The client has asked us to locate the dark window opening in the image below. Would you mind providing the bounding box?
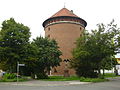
[48,27,50,31]
[80,27,82,31]
[80,34,82,37]
[48,35,50,38]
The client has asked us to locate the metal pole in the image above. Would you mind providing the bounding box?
[17,61,19,83]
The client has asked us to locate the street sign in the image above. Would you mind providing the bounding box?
[18,64,25,66]
[17,62,25,83]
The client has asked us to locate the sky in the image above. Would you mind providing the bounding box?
[0,0,120,57]
[0,0,120,38]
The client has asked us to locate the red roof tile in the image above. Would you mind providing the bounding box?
[51,8,79,18]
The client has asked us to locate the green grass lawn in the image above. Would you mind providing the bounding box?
[39,76,108,82]
[40,73,119,82]
[40,76,80,81]
[104,73,117,78]
[0,77,29,82]
[0,73,119,82]
[79,77,108,82]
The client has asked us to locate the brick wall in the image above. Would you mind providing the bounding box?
[45,22,84,75]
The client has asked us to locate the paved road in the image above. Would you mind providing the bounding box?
[0,77,120,90]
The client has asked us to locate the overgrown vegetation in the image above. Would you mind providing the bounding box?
[27,37,62,79]
[0,18,31,73]
[0,18,62,79]
[71,20,120,78]
[0,73,28,82]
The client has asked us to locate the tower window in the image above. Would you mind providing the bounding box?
[48,27,50,31]
[80,27,82,31]
[80,34,82,37]
[48,35,50,38]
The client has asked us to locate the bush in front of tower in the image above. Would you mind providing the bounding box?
[36,73,48,79]
[70,59,98,78]
[75,65,98,78]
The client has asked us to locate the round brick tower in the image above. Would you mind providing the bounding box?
[43,8,87,76]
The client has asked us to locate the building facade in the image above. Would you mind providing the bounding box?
[43,8,87,76]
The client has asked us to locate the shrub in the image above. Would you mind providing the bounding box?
[36,73,48,79]
[79,77,85,81]
[3,73,16,79]
[76,67,98,78]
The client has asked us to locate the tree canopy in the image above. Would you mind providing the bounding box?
[71,20,119,78]
[24,37,62,79]
[0,18,31,72]
[0,18,62,79]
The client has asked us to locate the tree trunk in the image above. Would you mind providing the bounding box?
[31,72,35,79]
[103,69,105,76]
[102,68,105,79]
[98,68,102,78]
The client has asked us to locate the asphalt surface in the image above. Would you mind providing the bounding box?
[0,77,120,90]
[0,80,91,86]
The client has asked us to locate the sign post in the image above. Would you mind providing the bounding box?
[17,62,25,83]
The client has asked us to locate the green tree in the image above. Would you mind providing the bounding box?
[71,20,119,78]
[25,37,62,79]
[0,18,31,72]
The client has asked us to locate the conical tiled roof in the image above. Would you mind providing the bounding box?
[43,8,87,27]
[51,8,79,18]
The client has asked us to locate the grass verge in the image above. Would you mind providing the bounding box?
[79,77,108,82]
[39,76,108,82]
[40,76,80,81]
[104,73,120,78]
[1,73,119,82]
[0,77,28,82]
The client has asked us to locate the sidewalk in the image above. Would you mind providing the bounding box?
[0,80,91,86]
